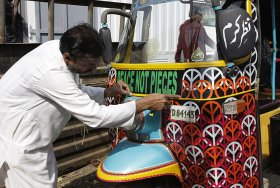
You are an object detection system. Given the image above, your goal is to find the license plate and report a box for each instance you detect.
[223,100,245,115]
[170,105,196,123]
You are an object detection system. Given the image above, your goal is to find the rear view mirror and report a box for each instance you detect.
[99,27,113,64]
[100,9,132,64]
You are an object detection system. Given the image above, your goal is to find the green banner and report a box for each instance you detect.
[117,70,180,94]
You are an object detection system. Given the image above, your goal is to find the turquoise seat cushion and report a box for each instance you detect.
[102,139,176,174]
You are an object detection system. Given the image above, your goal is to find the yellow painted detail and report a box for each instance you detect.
[97,162,182,182]
[123,29,136,63]
[111,60,226,70]
[115,53,120,62]
[246,0,252,16]
[260,107,280,159]
[131,89,256,101]
[140,0,148,4]
[234,54,251,65]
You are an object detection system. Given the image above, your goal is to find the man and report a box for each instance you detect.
[175,7,215,62]
[0,23,177,187]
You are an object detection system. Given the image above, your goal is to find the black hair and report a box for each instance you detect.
[59,23,104,60]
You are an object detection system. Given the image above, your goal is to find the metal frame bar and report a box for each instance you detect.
[27,0,131,9]
[88,0,94,26]
[0,0,5,43]
[48,0,54,40]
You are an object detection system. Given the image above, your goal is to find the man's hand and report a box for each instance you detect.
[104,80,131,98]
[135,94,180,113]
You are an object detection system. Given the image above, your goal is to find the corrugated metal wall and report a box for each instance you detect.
[19,0,131,43]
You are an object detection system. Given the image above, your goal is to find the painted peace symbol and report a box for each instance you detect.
[182,123,202,146]
[235,76,251,92]
[170,143,186,162]
[182,69,202,92]
[244,176,259,188]
[244,63,257,85]
[225,141,242,163]
[205,146,225,167]
[214,78,234,97]
[191,80,213,99]
[206,168,227,187]
[181,80,191,98]
[201,101,223,124]
[224,120,241,142]
[241,115,256,136]
[185,145,204,165]
[230,69,243,88]
[227,163,243,185]
[106,96,123,105]
[202,124,224,147]
[105,97,115,105]
[166,122,183,142]
[243,136,257,157]
[241,93,255,113]
[243,156,258,177]
[108,68,117,86]
[202,67,224,89]
[189,165,206,184]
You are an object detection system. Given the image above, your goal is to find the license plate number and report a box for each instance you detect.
[170,105,196,123]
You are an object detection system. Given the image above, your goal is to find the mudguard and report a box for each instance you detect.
[97,138,183,182]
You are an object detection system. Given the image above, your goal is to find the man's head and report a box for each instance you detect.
[60,23,104,74]
[190,5,203,22]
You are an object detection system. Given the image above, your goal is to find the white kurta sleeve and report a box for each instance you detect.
[73,74,105,104]
[80,85,105,105]
[33,68,136,129]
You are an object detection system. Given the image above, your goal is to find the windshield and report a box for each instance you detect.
[114,0,222,63]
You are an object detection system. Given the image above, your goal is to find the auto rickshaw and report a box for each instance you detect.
[97,0,261,187]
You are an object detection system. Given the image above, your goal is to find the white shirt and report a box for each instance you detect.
[0,40,135,172]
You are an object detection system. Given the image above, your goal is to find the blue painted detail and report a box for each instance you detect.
[271,0,277,100]
[125,96,140,102]
[102,139,175,174]
[133,110,162,140]
[213,6,222,11]
[102,23,108,28]
[226,62,234,68]
[125,97,163,142]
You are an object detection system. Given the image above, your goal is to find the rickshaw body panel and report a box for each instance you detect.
[98,60,260,187]
[97,138,182,182]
